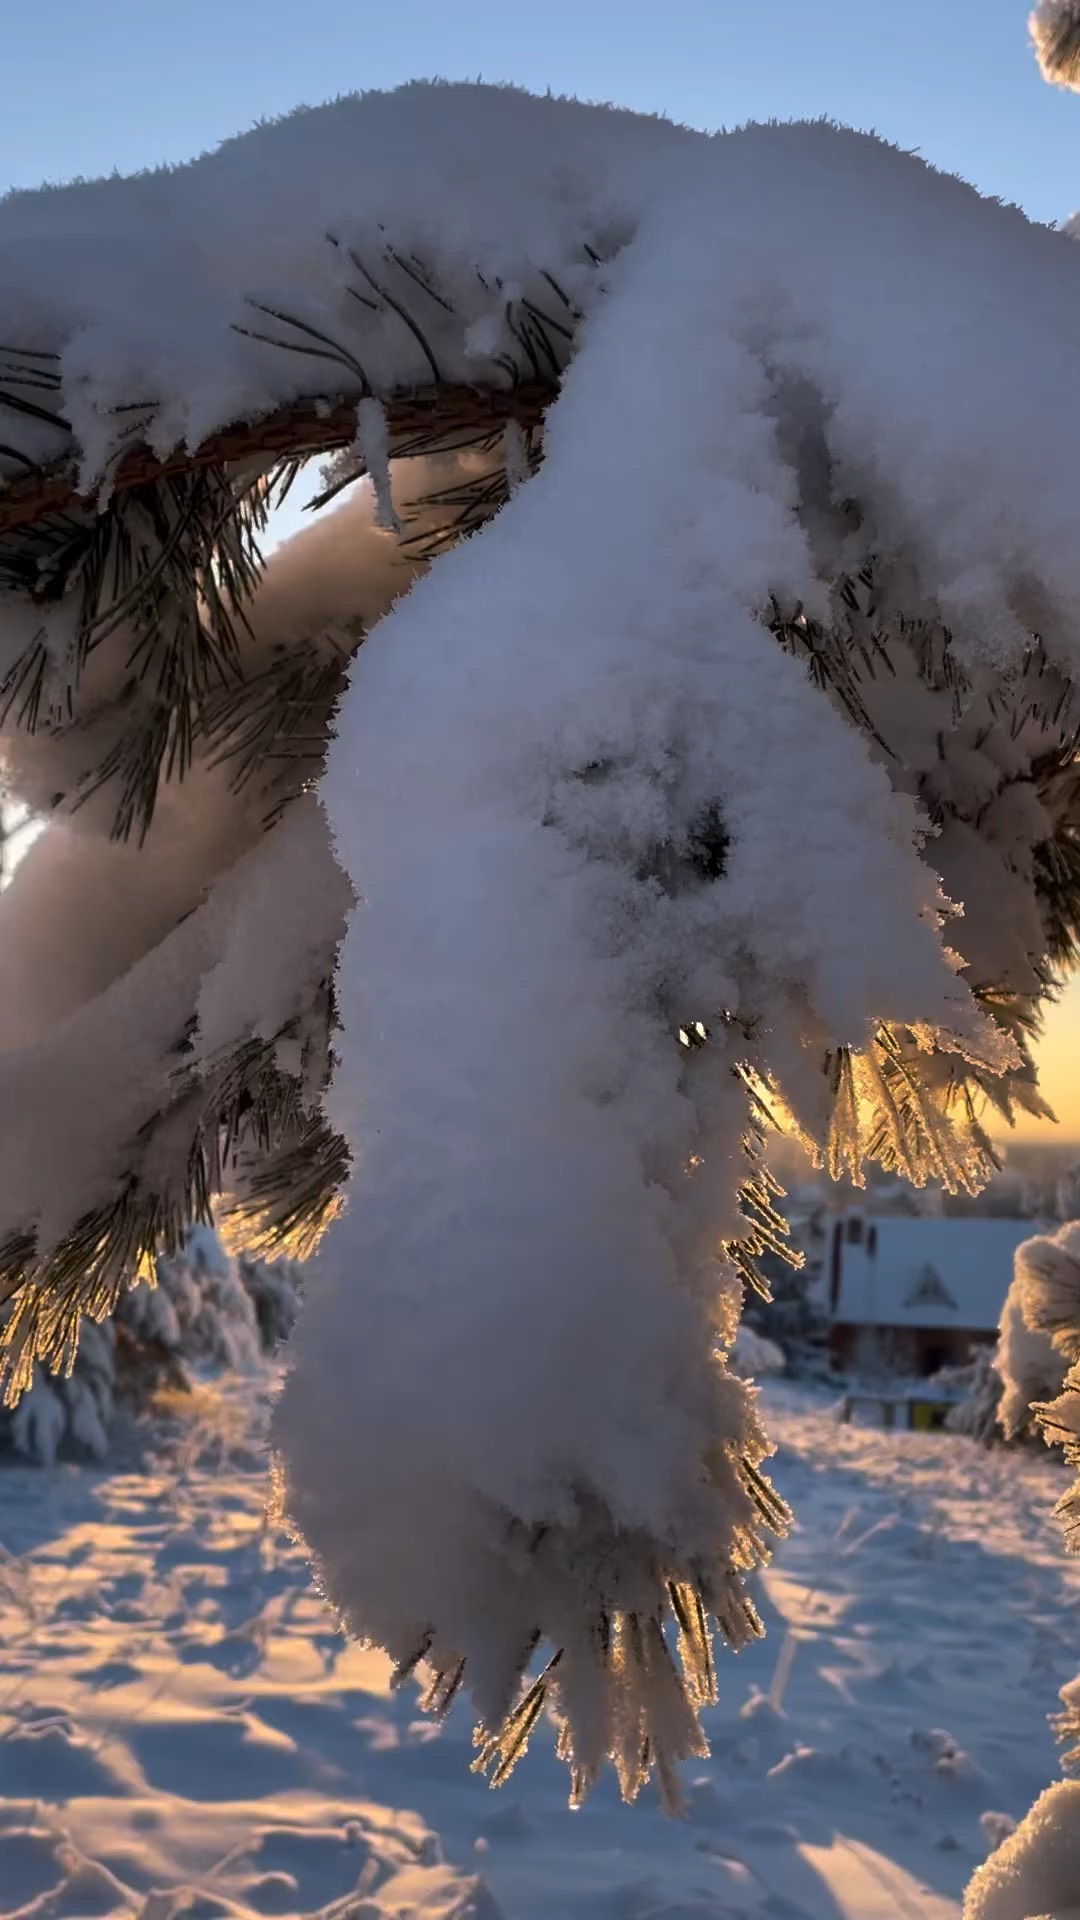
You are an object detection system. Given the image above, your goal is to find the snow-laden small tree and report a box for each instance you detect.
[961,1219,1080,1916]
[6,82,1080,1805]
[741,1234,829,1376]
[0,1227,301,1465]
[997,1258,1070,1446]
[1000,1224,1080,1548]
[940,1241,1068,1445]
[943,1346,1007,1446]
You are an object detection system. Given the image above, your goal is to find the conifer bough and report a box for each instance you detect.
[0,383,553,537]
[4,80,1080,1822]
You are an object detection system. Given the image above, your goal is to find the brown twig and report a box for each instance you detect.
[0,381,555,536]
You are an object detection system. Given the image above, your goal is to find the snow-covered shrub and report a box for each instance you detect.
[7,1317,115,1467]
[942,1347,1004,1445]
[729,1324,785,1381]
[939,1250,1067,1447]
[1000,1226,1080,1549]
[151,1225,264,1373]
[996,1268,1068,1443]
[0,1231,301,1464]
[237,1251,303,1353]
[742,1227,828,1375]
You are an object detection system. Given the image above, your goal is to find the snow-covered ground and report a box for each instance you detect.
[0,1380,1075,1920]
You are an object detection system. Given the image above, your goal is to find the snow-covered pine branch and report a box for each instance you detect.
[1030,0,1080,88]
[0,387,549,540]
[6,83,1080,1804]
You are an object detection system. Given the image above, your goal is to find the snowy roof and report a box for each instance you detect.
[830,1215,1034,1331]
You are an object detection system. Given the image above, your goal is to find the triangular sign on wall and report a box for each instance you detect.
[904,1263,958,1311]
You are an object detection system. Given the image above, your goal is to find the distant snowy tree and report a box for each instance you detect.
[942,1345,1005,1445]
[0,1229,301,1464]
[1055,1161,1080,1222]
[742,1225,828,1372]
[7,82,1080,1804]
[940,1164,1040,1219]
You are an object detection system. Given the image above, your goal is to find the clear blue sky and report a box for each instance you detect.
[4,0,1080,1138]
[0,0,1076,226]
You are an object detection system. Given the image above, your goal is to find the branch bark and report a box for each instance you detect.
[0,381,555,537]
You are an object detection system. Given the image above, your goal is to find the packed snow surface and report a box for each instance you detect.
[0,1379,1075,1920]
